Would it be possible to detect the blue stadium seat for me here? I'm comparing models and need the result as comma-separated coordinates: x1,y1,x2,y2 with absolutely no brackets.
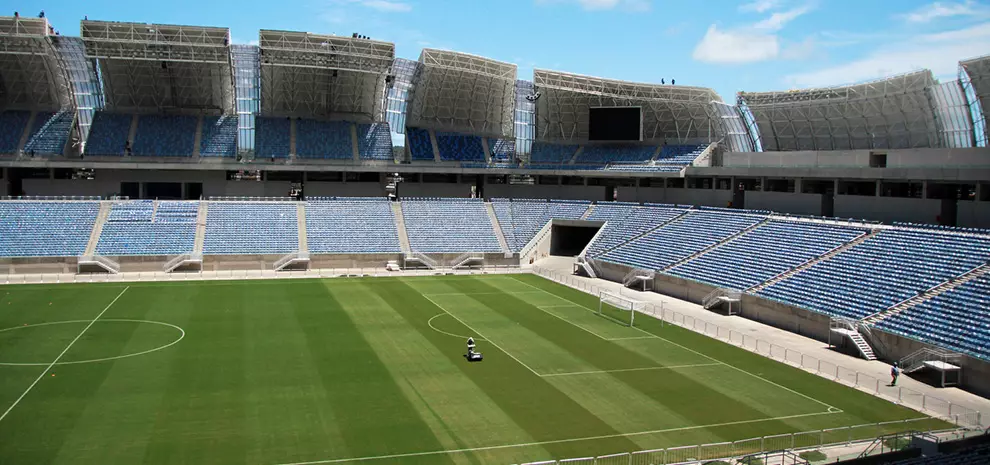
758,230,990,320
406,128,434,161
599,211,767,271
203,202,299,254
85,112,132,156
530,142,578,163
23,111,74,156
585,203,686,257
199,116,237,157
576,145,657,164
0,111,31,154
876,274,990,362
357,123,394,160
488,138,516,163
295,120,353,159
132,115,198,157
669,221,866,290
306,198,401,253
492,199,590,251
0,201,99,257
657,144,707,165
402,198,501,252
255,117,291,159
436,132,485,161
96,200,197,256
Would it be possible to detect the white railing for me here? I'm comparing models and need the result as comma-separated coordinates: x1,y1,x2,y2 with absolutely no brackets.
163,253,202,272
450,252,482,269
519,220,554,263
405,252,438,269
531,266,984,429
274,252,310,271
900,348,963,373
78,255,120,274
516,419,973,465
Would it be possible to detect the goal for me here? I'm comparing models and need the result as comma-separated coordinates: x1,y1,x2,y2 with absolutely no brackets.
597,291,644,327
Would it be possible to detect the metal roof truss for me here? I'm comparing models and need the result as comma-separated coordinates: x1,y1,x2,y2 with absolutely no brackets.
0,16,73,110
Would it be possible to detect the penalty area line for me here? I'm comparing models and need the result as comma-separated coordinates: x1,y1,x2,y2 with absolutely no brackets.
0,286,130,424
272,410,842,465
539,362,724,378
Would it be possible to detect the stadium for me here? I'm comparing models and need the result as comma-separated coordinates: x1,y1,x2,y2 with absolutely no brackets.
0,11,990,465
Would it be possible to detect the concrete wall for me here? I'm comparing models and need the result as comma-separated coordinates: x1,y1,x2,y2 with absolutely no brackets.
746,191,822,215
835,195,941,223
957,202,990,228
869,329,990,398
485,184,607,201
306,182,384,197
724,147,990,169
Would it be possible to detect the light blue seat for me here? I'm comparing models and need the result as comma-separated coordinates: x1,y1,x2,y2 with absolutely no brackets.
96,200,198,256
585,203,686,257
203,202,298,254
199,116,237,157
402,198,501,253
0,201,99,257
306,198,400,253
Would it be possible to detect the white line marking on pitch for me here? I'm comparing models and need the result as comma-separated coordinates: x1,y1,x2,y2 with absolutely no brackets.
424,291,544,297
0,318,184,366
0,286,130,424
505,276,839,411
426,313,486,341
272,410,841,465
540,362,724,378
533,305,611,341
421,293,543,378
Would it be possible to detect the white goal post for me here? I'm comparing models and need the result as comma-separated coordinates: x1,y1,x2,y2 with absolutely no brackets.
597,291,645,327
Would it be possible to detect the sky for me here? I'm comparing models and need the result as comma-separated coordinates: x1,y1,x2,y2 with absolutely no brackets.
16,0,990,102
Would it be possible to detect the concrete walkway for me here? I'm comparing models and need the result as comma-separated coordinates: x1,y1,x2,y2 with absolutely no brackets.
533,256,990,428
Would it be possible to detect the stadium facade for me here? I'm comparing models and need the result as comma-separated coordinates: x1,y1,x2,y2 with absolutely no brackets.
0,15,986,226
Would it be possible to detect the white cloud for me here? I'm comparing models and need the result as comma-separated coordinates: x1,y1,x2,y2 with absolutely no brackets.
740,0,781,13
692,25,780,64
900,1,987,23
536,0,649,11
692,3,814,64
753,4,813,31
785,22,990,87
333,0,412,13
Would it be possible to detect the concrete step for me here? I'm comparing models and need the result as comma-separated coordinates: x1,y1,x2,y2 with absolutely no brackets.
297,203,308,253
84,201,113,256
392,202,411,254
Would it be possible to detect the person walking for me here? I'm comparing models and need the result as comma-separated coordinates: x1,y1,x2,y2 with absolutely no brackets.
890,362,901,386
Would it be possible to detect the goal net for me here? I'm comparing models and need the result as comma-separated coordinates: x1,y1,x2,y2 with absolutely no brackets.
597,291,644,327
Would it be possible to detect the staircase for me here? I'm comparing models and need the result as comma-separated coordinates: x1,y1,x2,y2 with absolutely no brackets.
898,348,962,374
163,253,203,273
274,251,310,271
151,200,159,222
862,263,990,325
296,203,308,253
580,204,595,219
830,319,877,360
404,252,438,270
77,255,120,274
392,202,412,254
450,252,483,269
747,229,881,293
193,202,208,255
663,218,769,272
622,268,655,291
84,201,113,256
703,287,741,312
574,256,598,278
519,219,554,264
484,202,512,256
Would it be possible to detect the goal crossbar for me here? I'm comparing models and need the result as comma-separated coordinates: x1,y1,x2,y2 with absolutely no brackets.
597,291,644,327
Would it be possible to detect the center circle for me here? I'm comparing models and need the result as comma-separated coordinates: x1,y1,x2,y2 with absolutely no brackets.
0,319,185,366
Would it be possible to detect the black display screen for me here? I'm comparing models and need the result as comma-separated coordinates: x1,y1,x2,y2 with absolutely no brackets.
589,107,641,141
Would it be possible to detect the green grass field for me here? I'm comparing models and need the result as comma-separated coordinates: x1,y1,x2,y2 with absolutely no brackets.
0,274,946,464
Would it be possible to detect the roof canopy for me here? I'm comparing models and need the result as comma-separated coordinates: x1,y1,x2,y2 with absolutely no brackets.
960,54,990,145
533,69,722,143
0,16,73,110
81,20,234,113
259,30,394,120
405,49,516,137
739,70,940,151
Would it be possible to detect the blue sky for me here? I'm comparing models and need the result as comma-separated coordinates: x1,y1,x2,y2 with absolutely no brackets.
18,0,990,101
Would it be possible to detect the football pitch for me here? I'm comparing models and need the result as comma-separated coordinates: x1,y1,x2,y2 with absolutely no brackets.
0,274,947,464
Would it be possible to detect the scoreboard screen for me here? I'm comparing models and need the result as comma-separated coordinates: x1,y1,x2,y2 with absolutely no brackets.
589,107,642,141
